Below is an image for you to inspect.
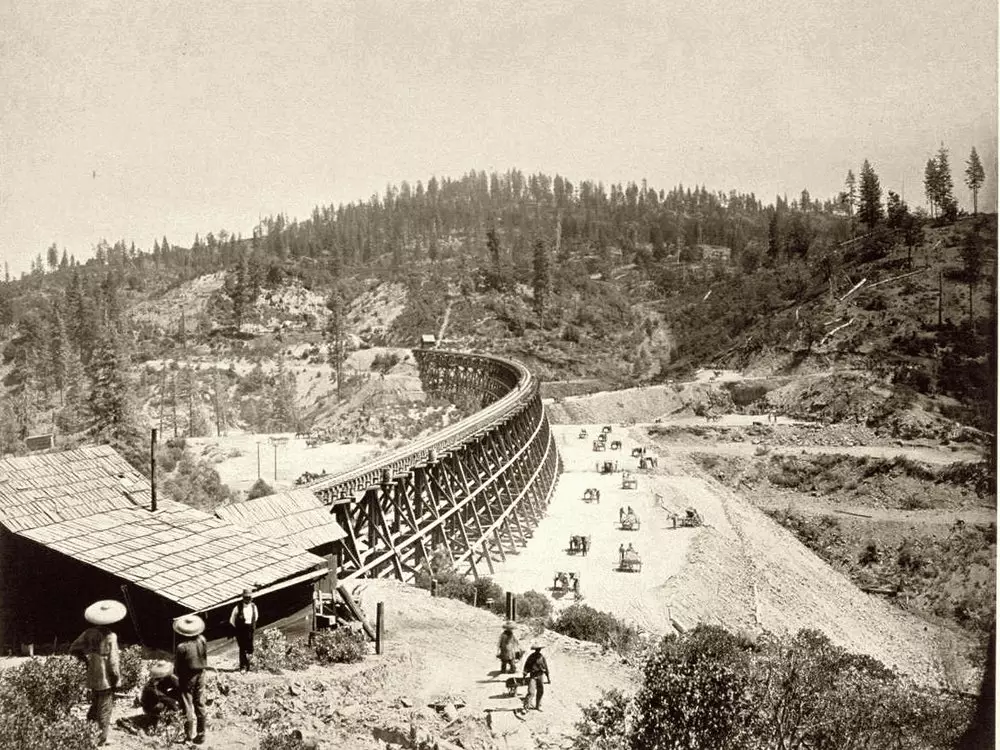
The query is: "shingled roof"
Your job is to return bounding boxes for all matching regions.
[0,445,326,612]
[215,488,346,551]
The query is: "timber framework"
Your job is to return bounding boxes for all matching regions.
[308,350,562,582]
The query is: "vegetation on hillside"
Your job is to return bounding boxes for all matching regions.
[572,624,972,750]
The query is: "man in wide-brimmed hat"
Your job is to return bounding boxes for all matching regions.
[173,614,208,745]
[70,600,126,745]
[139,660,180,728]
[497,621,522,674]
[229,587,259,672]
[522,645,551,711]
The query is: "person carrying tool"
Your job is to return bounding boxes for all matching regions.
[139,661,181,727]
[522,646,551,711]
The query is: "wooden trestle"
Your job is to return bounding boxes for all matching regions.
[308,350,561,582]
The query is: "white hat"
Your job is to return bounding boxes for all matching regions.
[149,660,173,679]
[172,614,205,637]
[84,600,127,626]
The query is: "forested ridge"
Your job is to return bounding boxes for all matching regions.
[0,149,994,460]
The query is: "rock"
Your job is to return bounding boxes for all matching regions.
[440,702,458,722]
[288,683,302,696]
[399,697,413,708]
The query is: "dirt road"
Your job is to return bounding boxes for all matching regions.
[489,425,975,689]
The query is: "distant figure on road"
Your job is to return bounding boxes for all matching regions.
[619,544,625,564]
[229,588,259,672]
[497,622,522,674]
[619,507,624,523]
[627,505,634,516]
[626,542,636,555]
[70,600,125,747]
[596,489,601,503]
[523,646,550,711]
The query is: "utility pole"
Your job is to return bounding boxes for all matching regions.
[213,368,222,437]
[257,442,261,479]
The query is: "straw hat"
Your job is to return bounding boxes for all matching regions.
[84,600,127,626]
[149,660,173,679]
[172,614,205,637]
[531,645,544,651]
[502,621,516,630]
[241,588,253,598]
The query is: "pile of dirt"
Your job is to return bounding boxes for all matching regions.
[545,381,731,424]
[647,421,890,448]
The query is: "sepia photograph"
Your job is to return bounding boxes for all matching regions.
[0,1,996,747]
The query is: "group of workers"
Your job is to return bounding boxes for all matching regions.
[497,622,550,711]
[69,588,260,746]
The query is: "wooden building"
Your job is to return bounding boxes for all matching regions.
[0,446,327,652]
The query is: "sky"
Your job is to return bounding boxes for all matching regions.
[1,0,996,274]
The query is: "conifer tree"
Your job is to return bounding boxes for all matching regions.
[532,238,551,317]
[858,160,883,229]
[325,288,347,403]
[924,158,940,217]
[935,145,958,222]
[88,334,136,443]
[965,147,986,215]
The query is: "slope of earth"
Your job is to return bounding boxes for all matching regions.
[488,425,978,690]
[104,581,635,750]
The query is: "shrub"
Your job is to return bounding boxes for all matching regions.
[517,590,552,619]
[370,352,401,374]
[259,729,311,750]
[311,629,366,665]
[0,657,96,750]
[571,689,633,750]
[549,605,640,655]
[0,656,87,722]
[253,629,312,674]
[472,577,506,613]
[247,478,274,500]
[118,645,145,692]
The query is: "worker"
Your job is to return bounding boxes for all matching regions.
[596,489,601,503]
[627,505,634,517]
[173,614,209,745]
[497,622,522,674]
[619,507,624,523]
[70,600,125,746]
[229,588,259,672]
[626,542,636,554]
[522,646,550,711]
[139,661,181,727]
[619,543,625,565]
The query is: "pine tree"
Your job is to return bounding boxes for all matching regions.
[46,243,59,270]
[271,358,298,430]
[924,158,940,218]
[224,256,250,330]
[88,334,136,443]
[858,160,883,229]
[935,145,957,222]
[48,302,69,405]
[325,289,347,403]
[844,171,857,217]
[965,147,986,215]
[532,238,551,317]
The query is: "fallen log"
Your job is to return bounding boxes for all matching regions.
[834,509,874,519]
[819,318,854,346]
[336,585,377,641]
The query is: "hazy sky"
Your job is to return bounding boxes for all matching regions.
[1,0,996,273]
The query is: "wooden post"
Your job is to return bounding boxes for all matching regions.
[505,592,514,620]
[472,589,478,608]
[375,602,385,655]
[511,594,517,622]
[431,579,438,598]
[331,548,340,592]
[938,270,943,326]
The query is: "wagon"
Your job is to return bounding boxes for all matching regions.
[598,461,618,474]
[610,440,622,450]
[578,429,588,439]
[674,507,704,528]
[568,535,591,555]
[583,488,601,503]
[621,511,640,531]
[621,471,638,490]
[620,549,642,573]
[631,447,644,458]
[601,425,612,434]
[593,440,607,452]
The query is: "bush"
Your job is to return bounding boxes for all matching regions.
[517,590,552,619]
[574,625,973,750]
[0,657,97,750]
[253,629,312,674]
[247,478,274,500]
[472,577,506,613]
[311,629,366,664]
[259,729,311,750]
[549,605,640,655]
[118,645,145,692]
[0,656,87,722]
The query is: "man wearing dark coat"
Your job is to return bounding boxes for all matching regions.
[522,645,550,711]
